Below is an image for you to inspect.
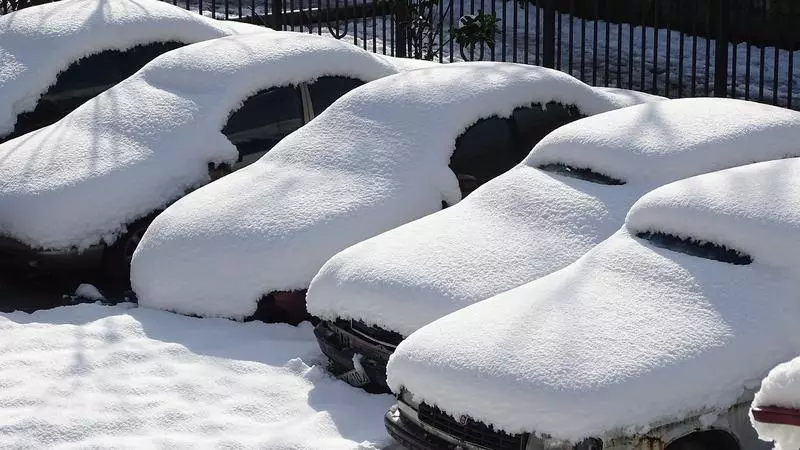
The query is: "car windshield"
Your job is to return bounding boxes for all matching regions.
[537,163,625,185]
[636,231,753,265]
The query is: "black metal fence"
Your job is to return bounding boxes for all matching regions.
[3,0,800,109]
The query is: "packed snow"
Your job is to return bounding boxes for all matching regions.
[74,283,105,301]
[0,0,266,138]
[0,31,418,251]
[306,98,800,337]
[751,356,800,450]
[387,157,800,443]
[0,303,394,448]
[131,62,651,321]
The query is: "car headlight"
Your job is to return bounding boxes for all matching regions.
[399,388,420,409]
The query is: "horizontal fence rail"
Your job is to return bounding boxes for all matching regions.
[2,0,799,109]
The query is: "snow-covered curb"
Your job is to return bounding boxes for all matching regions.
[0,303,394,448]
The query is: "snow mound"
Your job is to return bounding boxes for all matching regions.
[75,283,105,300]
[527,97,800,186]
[0,31,411,251]
[387,158,800,442]
[751,356,800,450]
[306,98,800,337]
[0,0,265,138]
[0,303,393,448]
[132,62,652,320]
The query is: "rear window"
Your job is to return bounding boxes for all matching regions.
[512,102,583,154]
[537,163,625,185]
[636,231,753,265]
[307,76,365,115]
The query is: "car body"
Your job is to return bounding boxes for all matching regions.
[130,61,657,325]
[0,31,430,280]
[751,356,800,450]
[384,157,800,450]
[305,97,800,392]
[0,0,264,143]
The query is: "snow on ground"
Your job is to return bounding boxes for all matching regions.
[0,31,412,252]
[387,157,800,443]
[751,356,800,450]
[0,303,394,448]
[131,62,648,321]
[307,97,800,337]
[0,0,265,137]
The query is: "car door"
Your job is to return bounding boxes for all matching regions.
[223,84,306,170]
[5,41,185,142]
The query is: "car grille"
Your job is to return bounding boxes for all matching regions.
[418,403,524,450]
[336,319,405,347]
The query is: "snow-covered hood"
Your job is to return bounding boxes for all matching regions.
[387,158,800,442]
[0,0,265,138]
[0,31,413,251]
[306,98,800,336]
[751,356,800,450]
[131,62,652,320]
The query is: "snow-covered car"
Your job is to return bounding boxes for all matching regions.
[385,157,800,450]
[0,0,264,143]
[306,97,800,392]
[130,62,660,325]
[751,357,800,450]
[0,31,431,280]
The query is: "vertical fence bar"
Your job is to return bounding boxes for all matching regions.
[535,0,540,65]
[773,47,780,105]
[604,5,610,86]
[691,0,697,96]
[665,4,672,97]
[556,5,562,69]
[490,0,496,61]
[542,0,555,68]
[225,0,229,20]
[592,1,598,86]
[653,0,660,95]
[500,0,506,62]
[567,0,574,76]
[394,0,407,57]
[789,50,794,109]
[383,0,387,54]
[617,17,622,88]
[628,3,634,89]
[511,0,517,62]
[640,2,646,92]
[523,0,529,64]
[579,11,585,80]
[713,0,729,97]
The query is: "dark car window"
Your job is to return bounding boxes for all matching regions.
[307,76,365,115]
[449,116,516,196]
[222,85,304,158]
[636,231,753,265]
[511,102,583,154]
[5,41,185,142]
[537,163,626,185]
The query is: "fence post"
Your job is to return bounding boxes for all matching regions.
[270,0,283,30]
[713,0,730,97]
[394,0,408,58]
[541,0,556,68]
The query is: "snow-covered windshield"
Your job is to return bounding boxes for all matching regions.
[636,231,753,265]
[537,163,625,185]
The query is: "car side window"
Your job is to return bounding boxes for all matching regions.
[307,76,366,116]
[449,116,515,196]
[222,85,304,161]
[6,41,185,141]
[636,231,753,265]
[537,163,625,185]
[511,102,583,156]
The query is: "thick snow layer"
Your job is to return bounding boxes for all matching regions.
[0,0,265,137]
[75,283,105,301]
[386,158,800,442]
[132,62,652,320]
[0,31,416,251]
[751,356,800,450]
[306,98,800,337]
[0,303,393,448]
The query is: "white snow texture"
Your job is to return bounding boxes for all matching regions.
[131,62,652,320]
[0,303,394,448]
[0,0,265,138]
[0,31,414,251]
[387,158,800,443]
[751,356,800,450]
[307,98,800,337]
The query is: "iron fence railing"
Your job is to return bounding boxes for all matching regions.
[2,0,799,109]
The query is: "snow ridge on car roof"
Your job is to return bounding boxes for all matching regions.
[627,157,800,270]
[0,31,407,251]
[0,0,266,136]
[526,98,800,185]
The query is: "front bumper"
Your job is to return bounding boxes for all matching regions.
[0,235,105,272]
[314,320,394,393]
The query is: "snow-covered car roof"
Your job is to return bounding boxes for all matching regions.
[0,31,421,251]
[130,62,656,320]
[387,157,800,443]
[306,98,800,337]
[0,0,265,138]
[751,356,800,450]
